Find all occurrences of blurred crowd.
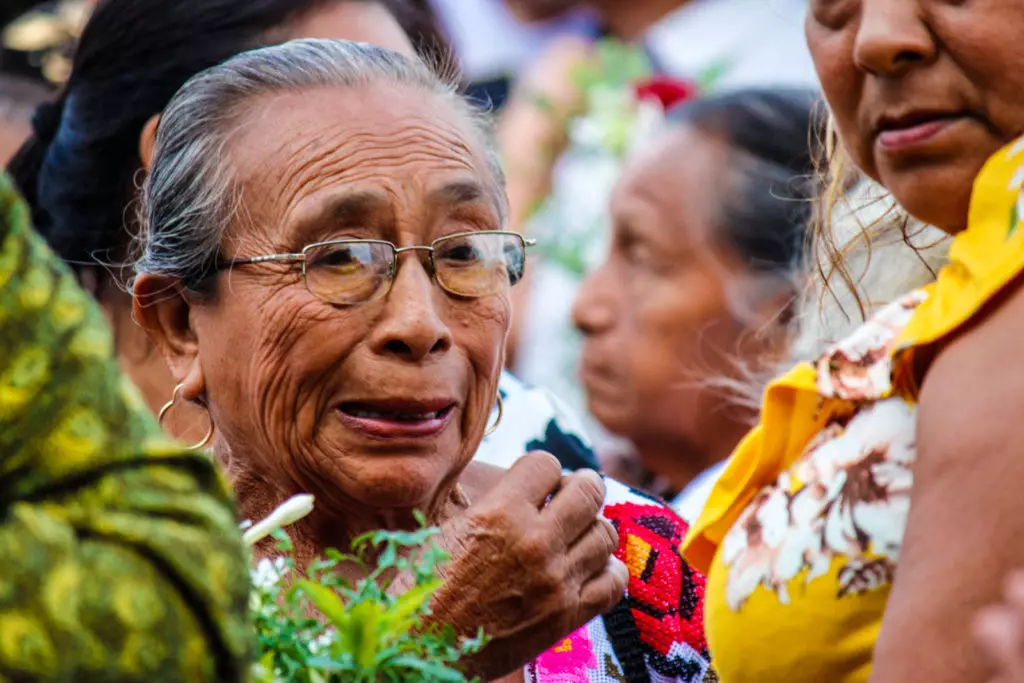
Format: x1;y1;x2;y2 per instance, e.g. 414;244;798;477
4;1;1024;682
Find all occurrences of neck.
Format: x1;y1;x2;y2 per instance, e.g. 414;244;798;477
229;459;467;579
591;0;689;39
632;418;748;494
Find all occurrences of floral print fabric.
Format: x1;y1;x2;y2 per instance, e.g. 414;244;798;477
721;292;924;611
0;173;252;681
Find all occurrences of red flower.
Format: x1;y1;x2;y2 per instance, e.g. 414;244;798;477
634;76;698;111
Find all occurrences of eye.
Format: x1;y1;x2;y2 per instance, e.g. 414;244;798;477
436;240;482;265
809;0;856;29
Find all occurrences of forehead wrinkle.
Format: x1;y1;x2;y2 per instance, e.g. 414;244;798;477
273;131;481;227
265;105;477;186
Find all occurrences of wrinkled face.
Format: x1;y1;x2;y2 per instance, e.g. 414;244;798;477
573;128;768;455
193;85;510;512
807;0;1024;233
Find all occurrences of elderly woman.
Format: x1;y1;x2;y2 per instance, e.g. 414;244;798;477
681;0;1024;682
573;89;817;520
0;173;251;677
132;40;711;682
8;0;596;473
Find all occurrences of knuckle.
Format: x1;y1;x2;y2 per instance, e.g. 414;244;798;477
524;450;563;482
574;470;606;510
602;519;620;550
517;529;553;561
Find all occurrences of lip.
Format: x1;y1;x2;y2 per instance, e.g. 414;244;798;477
578;358;622;397
336;398;457;440
875;111;969;151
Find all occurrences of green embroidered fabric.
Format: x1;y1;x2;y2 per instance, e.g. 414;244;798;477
0;172;253;681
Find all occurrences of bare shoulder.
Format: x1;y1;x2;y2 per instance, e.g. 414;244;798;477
918;276;1024;466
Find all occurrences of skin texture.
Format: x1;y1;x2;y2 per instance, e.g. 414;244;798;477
116;0;418;445
134;84;627;681
807;1;1024;681
807;0;1024;234
573;127;790;493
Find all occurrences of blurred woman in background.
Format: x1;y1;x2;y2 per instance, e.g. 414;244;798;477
573;88;818;519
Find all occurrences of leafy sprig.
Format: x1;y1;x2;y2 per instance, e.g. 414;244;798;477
249;507;487;682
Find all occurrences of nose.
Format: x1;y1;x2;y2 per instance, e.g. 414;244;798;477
854;0;936;76
369;254;452;362
572;263;618;337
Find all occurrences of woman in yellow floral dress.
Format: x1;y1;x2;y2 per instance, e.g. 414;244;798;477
682;2;1024;682
0;169;252;679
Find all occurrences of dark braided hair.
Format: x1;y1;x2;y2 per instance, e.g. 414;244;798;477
666;88;822;278
8;0;453;284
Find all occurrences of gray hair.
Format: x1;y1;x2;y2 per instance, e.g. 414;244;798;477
134;38;505;292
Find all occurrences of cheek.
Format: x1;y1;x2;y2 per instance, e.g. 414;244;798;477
807;28;878;177
202;282;364;457
445;295;511;425
629;279;730;395
449;294;511;372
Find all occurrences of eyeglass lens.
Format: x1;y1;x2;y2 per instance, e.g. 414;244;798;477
302;233;525;305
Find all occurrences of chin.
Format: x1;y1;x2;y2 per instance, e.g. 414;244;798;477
312;440;467;512
881;164;979;234
587;401;634;441
341;459;452;509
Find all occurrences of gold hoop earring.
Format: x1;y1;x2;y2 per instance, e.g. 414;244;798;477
484;393;503;437
158;382;215;450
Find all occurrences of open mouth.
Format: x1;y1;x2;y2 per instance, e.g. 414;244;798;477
336;400;456;439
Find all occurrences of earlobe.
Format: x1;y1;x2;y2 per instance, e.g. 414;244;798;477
139;114;161;170
132;273;203;390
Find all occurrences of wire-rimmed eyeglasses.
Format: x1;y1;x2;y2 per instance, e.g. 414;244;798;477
215;230;535;305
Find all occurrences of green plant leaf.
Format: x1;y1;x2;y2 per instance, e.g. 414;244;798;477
291;580;349;627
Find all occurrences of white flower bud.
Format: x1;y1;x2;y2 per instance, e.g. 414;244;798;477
242;494;315;546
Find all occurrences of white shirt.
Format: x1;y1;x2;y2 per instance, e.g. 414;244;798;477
646;0;819;89
671;460;728;523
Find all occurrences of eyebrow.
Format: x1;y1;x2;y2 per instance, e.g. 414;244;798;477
288;190;390;244
430;181;505;222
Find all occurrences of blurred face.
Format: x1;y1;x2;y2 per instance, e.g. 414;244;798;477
503;0;581;23
282;1;416;55
194;85;510;514
573;127;768;461
807;0;1024;233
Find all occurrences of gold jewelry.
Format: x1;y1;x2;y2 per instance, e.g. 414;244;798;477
158;383;214;450
484;392;503;437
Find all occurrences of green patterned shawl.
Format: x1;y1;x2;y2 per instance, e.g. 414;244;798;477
0;172;253;681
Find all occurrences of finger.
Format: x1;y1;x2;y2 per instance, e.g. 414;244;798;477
975;606;1024;676
495;451;564;508
1005;572;1024;614
578;557;630;619
542;469;606;545
566;518;620;581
